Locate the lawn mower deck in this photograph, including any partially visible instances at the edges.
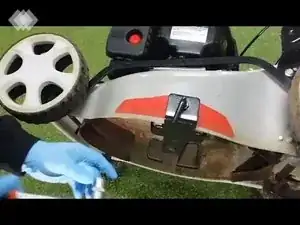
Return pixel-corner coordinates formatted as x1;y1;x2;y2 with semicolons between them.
52;66;296;191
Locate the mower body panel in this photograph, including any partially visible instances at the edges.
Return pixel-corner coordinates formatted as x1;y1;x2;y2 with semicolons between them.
72;68;295;156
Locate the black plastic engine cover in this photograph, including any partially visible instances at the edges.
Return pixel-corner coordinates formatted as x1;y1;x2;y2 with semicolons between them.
105;26;239;76
278;27;300;70
159;26;233;58
106;26;237;60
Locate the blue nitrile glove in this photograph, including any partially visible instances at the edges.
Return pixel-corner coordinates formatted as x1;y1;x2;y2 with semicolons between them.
22;141;118;199
0;174;22;198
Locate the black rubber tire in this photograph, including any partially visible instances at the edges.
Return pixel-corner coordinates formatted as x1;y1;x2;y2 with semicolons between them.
288;72;300;143
0;34;90;124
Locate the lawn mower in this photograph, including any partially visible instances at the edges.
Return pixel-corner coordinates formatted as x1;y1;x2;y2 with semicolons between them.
1;26;300;198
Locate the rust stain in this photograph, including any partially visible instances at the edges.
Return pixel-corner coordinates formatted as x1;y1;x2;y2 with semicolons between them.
80;118;253;181
107;118;153;142
199;140;237;179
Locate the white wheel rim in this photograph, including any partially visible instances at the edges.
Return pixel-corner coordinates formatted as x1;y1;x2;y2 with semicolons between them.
0;34;81;113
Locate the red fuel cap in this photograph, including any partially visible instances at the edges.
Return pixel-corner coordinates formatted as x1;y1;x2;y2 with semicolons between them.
128;33;142;45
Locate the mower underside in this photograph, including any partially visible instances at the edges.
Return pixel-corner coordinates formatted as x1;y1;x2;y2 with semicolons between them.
54;116;300;191
51;68;300;192
79;117;268;188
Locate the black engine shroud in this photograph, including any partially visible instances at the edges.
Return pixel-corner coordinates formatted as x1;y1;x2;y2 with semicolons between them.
105;26;239;78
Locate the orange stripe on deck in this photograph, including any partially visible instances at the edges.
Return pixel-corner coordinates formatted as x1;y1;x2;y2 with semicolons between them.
116;96;234;138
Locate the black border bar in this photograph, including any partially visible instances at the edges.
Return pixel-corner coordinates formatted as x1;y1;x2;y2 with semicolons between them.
1;6;296;26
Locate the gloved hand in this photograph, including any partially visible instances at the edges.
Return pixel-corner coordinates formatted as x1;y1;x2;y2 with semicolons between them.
22;141;118;199
0;175;22;198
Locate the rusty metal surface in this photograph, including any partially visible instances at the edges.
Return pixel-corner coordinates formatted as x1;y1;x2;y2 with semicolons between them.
79;119;134;160
79;118;271;181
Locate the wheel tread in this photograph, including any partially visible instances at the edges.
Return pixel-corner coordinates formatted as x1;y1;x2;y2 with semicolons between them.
0;34;90;124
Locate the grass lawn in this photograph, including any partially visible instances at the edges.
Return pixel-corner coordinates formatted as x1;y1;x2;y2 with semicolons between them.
0;26;282;198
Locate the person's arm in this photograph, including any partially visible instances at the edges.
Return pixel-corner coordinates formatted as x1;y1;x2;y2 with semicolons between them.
0;115;40;175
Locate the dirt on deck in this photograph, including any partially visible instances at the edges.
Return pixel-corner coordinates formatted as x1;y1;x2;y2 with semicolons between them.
79;118;265;183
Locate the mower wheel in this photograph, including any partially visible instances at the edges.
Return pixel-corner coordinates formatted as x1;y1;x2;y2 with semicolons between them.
0;33;89;124
288;70;300;143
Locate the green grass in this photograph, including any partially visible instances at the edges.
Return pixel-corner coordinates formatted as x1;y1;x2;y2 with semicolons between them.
0;26;282;198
